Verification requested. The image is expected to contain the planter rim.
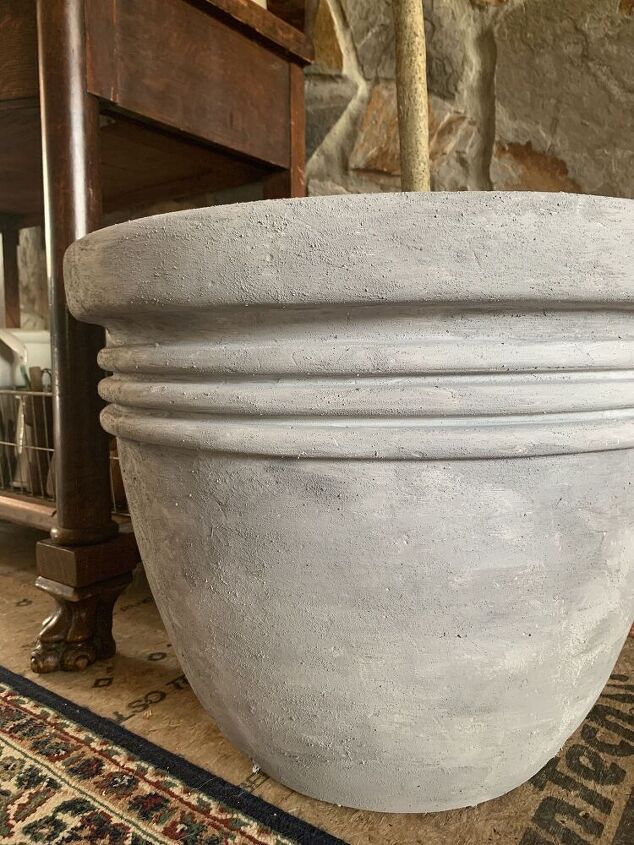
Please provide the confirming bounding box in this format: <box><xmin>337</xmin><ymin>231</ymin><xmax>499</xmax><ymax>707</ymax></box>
<box><xmin>66</xmin><ymin>190</ymin><xmax>634</xmax><ymax>460</ymax></box>
<box><xmin>64</xmin><ymin>191</ymin><xmax>634</xmax><ymax>319</ymax></box>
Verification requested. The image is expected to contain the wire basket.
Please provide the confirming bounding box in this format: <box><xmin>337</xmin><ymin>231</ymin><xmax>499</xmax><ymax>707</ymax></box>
<box><xmin>0</xmin><ymin>388</ymin><xmax>54</xmax><ymax>500</ymax></box>
<box><xmin>0</xmin><ymin>386</ymin><xmax>128</xmax><ymax>516</ymax></box>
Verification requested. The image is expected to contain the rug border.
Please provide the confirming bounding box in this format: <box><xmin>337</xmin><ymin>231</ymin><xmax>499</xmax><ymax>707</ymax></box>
<box><xmin>0</xmin><ymin>664</ymin><xmax>345</xmax><ymax>845</ymax></box>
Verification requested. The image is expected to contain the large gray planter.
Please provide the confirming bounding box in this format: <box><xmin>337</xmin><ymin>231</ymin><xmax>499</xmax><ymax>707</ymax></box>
<box><xmin>65</xmin><ymin>192</ymin><xmax>634</xmax><ymax>813</ymax></box>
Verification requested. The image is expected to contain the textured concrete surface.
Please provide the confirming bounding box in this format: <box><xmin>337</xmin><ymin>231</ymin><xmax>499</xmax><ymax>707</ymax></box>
<box><xmin>65</xmin><ymin>192</ymin><xmax>634</xmax><ymax>812</ymax></box>
<box><xmin>3</xmin><ymin>520</ymin><xmax>633</xmax><ymax>842</ymax></box>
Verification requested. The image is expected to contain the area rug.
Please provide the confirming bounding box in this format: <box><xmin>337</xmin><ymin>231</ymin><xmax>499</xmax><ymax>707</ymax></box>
<box><xmin>0</xmin><ymin>666</ymin><xmax>342</xmax><ymax>845</ymax></box>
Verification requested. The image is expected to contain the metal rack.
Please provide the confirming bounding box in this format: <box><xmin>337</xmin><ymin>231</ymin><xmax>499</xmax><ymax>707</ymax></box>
<box><xmin>0</xmin><ymin>387</ymin><xmax>53</xmax><ymax>500</ymax></box>
<box><xmin>0</xmin><ymin>385</ymin><xmax>129</xmax><ymax>518</ymax></box>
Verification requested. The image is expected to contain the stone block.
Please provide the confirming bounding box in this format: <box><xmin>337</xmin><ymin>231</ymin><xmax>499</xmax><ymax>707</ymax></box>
<box><xmin>492</xmin><ymin>141</ymin><xmax>581</xmax><ymax>193</ymax></box>
<box><xmin>308</xmin><ymin>0</ymin><xmax>343</xmax><ymax>75</ymax></box>
<box><xmin>349</xmin><ymin>81</ymin><xmax>477</xmax><ymax>191</ymax></box>
<box><xmin>306</xmin><ymin>75</ymin><xmax>357</xmax><ymax>159</ymax></box>
<box><xmin>349</xmin><ymin>81</ymin><xmax>399</xmax><ymax>176</ymax></box>
<box><xmin>493</xmin><ymin>0</ymin><xmax>634</xmax><ymax>196</ymax></box>
<box><xmin>339</xmin><ymin>0</ymin><xmax>468</xmax><ymax>101</ymax></box>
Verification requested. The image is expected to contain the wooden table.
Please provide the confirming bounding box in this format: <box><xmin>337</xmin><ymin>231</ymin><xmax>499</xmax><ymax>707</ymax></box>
<box><xmin>0</xmin><ymin>0</ymin><xmax>311</xmax><ymax>672</ymax></box>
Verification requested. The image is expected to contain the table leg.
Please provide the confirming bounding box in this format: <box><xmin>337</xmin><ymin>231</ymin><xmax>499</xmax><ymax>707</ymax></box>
<box><xmin>32</xmin><ymin>0</ymin><xmax>136</xmax><ymax>673</ymax></box>
<box><xmin>264</xmin><ymin>64</ymin><xmax>306</xmax><ymax>198</ymax></box>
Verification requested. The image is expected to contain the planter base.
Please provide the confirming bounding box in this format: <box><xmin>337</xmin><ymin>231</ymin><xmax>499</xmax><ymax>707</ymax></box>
<box><xmin>119</xmin><ymin>443</ymin><xmax>633</xmax><ymax>812</ymax></box>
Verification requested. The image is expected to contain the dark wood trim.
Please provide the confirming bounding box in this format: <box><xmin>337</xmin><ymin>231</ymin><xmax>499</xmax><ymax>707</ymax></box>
<box><xmin>36</xmin><ymin>532</ymin><xmax>138</xmax><ymax>588</ymax></box>
<box><xmin>4</xmin><ymin>211</ymin><xmax>42</xmax><ymax>230</ymax></box>
<box><xmin>0</xmin><ymin>0</ymin><xmax>39</xmax><ymax>101</ymax></box>
<box><xmin>83</xmin><ymin>0</ymin><xmax>116</xmax><ymax>103</ymax></box>
<box><xmin>289</xmin><ymin>61</ymin><xmax>306</xmax><ymax>197</ymax></box>
<box><xmin>36</xmin><ymin>0</ymin><xmax>116</xmax><ymax>546</ymax></box>
<box><xmin>0</xmin><ymin>493</ymin><xmax>55</xmax><ymax>532</ymax></box>
<box><xmin>0</xmin><ymin>96</ymin><xmax>40</xmax><ymax>112</ymax></box>
<box><xmin>85</xmin><ymin>0</ymin><xmax>292</xmax><ymax>169</ymax></box>
<box><xmin>263</xmin><ymin>62</ymin><xmax>306</xmax><ymax>199</ymax></box>
<box><xmin>191</xmin><ymin>0</ymin><xmax>313</xmax><ymax>63</ymax></box>
<box><xmin>1</xmin><ymin>224</ymin><xmax>20</xmax><ymax>327</ymax></box>
<box><xmin>268</xmin><ymin>0</ymin><xmax>306</xmax><ymax>33</ymax></box>
<box><xmin>103</xmin><ymin>167</ymin><xmax>264</xmax><ymax>216</ymax></box>
<box><xmin>98</xmin><ymin>108</ymin><xmax>269</xmax><ymax>213</ymax></box>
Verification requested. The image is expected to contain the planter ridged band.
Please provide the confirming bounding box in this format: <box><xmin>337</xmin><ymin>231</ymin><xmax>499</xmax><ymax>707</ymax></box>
<box><xmin>65</xmin><ymin>192</ymin><xmax>634</xmax><ymax>813</ymax></box>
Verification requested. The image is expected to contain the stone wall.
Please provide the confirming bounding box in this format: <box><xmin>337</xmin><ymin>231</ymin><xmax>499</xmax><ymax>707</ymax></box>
<box><xmin>305</xmin><ymin>0</ymin><xmax>634</xmax><ymax>197</ymax></box>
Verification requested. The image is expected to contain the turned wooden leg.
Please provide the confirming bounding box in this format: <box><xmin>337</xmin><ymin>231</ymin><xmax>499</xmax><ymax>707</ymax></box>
<box><xmin>31</xmin><ymin>573</ymin><xmax>132</xmax><ymax>673</ymax></box>
<box><xmin>33</xmin><ymin>0</ymin><xmax>136</xmax><ymax>672</ymax></box>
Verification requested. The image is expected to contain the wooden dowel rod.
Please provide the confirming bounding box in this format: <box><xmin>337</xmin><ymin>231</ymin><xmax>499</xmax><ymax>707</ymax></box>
<box><xmin>392</xmin><ymin>0</ymin><xmax>430</xmax><ymax>191</ymax></box>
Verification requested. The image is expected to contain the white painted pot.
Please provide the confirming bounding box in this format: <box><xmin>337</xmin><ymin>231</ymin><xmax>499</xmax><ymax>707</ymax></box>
<box><xmin>65</xmin><ymin>193</ymin><xmax>634</xmax><ymax>813</ymax></box>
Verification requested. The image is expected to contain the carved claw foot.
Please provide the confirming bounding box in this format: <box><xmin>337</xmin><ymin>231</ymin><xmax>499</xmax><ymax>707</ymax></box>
<box><xmin>31</xmin><ymin>573</ymin><xmax>131</xmax><ymax>673</ymax></box>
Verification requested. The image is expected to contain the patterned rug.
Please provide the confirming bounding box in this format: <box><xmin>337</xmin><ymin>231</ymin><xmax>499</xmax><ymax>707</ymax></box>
<box><xmin>0</xmin><ymin>666</ymin><xmax>341</xmax><ymax>845</ymax></box>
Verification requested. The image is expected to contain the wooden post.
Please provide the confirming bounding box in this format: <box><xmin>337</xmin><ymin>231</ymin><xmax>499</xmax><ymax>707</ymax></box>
<box><xmin>263</xmin><ymin>63</ymin><xmax>306</xmax><ymax>198</ymax></box>
<box><xmin>392</xmin><ymin>0</ymin><xmax>430</xmax><ymax>191</ymax></box>
<box><xmin>36</xmin><ymin>0</ymin><xmax>115</xmax><ymax>546</ymax></box>
<box><xmin>32</xmin><ymin>0</ymin><xmax>137</xmax><ymax>674</ymax></box>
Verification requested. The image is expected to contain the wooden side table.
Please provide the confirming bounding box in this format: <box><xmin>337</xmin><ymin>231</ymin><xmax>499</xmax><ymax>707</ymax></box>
<box><xmin>0</xmin><ymin>0</ymin><xmax>311</xmax><ymax>672</ymax></box>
